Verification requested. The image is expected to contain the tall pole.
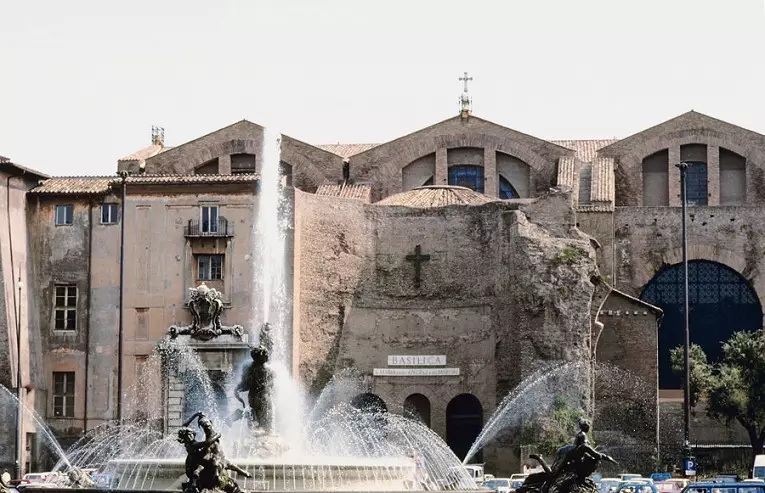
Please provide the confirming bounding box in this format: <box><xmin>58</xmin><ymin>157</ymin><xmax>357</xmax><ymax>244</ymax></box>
<box><xmin>676</xmin><ymin>161</ymin><xmax>693</xmax><ymax>473</ymax></box>
<box><xmin>14</xmin><ymin>273</ymin><xmax>23</xmax><ymax>478</ymax></box>
<box><xmin>117</xmin><ymin>171</ymin><xmax>128</xmax><ymax>422</ymax></box>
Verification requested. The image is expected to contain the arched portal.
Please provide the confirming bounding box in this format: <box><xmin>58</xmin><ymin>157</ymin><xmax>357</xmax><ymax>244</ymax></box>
<box><xmin>403</xmin><ymin>393</ymin><xmax>431</xmax><ymax>427</ymax></box>
<box><xmin>351</xmin><ymin>392</ymin><xmax>387</xmax><ymax>413</ymax></box>
<box><xmin>446</xmin><ymin>394</ymin><xmax>483</xmax><ymax>462</ymax></box>
<box><xmin>640</xmin><ymin>260</ymin><xmax>763</xmax><ymax>388</ymax></box>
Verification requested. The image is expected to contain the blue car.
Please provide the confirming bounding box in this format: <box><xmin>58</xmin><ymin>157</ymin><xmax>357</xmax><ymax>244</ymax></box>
<box><xmin>682</xmin><ymin>482</ymin><xmax>765</xmax><ymax>493</ymax></box>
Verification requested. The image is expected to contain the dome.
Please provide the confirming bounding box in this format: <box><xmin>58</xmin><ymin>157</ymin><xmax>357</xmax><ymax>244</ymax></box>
<box><xmin>376</xmin><ymin>185</ymin><xmax>497</xmax><ymax>208</ymax></box>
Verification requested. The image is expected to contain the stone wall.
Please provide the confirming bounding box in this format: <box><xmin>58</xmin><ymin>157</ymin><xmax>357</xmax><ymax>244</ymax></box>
<box><xmin>294</xmin><ymin>189</ymin><xmax>604</xmax><ymax>474</ymax></box>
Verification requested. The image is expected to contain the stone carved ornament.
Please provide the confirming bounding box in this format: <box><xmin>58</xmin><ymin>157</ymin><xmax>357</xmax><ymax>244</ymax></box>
<box><xmin>168</xmin><ymin>283</ymin><xmax>244</xmax><ymax>341</ymax></box>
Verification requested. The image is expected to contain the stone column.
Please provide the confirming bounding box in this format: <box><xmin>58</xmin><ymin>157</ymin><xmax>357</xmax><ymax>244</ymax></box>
<box><xmin>435</xmin><ymin>147</ymin><xmax>448</xmax><ymax>185</ymax></box>
<box><xmin>669</xmin><ymin>146</ymin><xmax>681</xmax><ymax>206</ymax></box>
<box><xmin>219</xmin><ymin>155</ymin><xmax>232</xmax><ymax>174</ymax></box>
<box><xmin>707</xmin><ymin>145</ymin><xmax>720</xmax><ymax>206</ymax></box>
<box><xmin>483</xmin><ymin>148</ymin><xmax>497</xmax><ymax>197</ymax></box>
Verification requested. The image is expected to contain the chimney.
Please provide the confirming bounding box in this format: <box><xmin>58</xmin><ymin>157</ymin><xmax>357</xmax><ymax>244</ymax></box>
<box><xmin>151</xmin><ymin>126</ymin><xmax>165</xmax><ymax>146</ymax></box>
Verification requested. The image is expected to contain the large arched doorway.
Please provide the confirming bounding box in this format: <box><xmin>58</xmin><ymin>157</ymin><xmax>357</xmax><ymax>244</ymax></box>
<box><xmin>640</xmin><ymin>260</ymin><xmax>762</xmax><ymax>388</ymax></box>
<box><xmin>446</xmin><ymin>394</ymin><xmax>483</xmax><ymax>462</ymax></box>
<box><xmin>404</xmin><ymin>393</ymin><xmax>431</xmax><ymax>427</ymax></box>
<box><xmin>351</xmin><ymin>393</ymin><xmax>387</xmax><ymax>413</ymax></box>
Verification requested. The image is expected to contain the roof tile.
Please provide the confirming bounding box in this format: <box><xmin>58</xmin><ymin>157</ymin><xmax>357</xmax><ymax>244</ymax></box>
<box><xmin>376</xmin><ymin>185</ymin><xmax>497</xmax><ymax>208</ymax></box>
<box><xmin>316</xmin><ymin>182</ymin><xmax>371</xmax><ymax>202</ymax></box>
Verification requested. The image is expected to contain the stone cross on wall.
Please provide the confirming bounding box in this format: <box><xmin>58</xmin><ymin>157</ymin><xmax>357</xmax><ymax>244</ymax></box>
<box><xmin>405</xmin><ymin>244</ymin><xmax>431</xmax><ymax>289</ymax></box>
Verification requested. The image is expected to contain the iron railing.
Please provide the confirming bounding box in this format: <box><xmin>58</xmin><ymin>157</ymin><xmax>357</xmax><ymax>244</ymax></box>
<box><xmin>184</xmin><ymin>217</ymin><xmax>233</xmax><ymax>237</ymax></box>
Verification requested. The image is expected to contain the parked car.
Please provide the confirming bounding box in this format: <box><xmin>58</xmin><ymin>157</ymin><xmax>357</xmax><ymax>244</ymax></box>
<box><xmin>599</xmin><ymin>478</ymin><xmax>625</xmax><ymax>493</ymax></box>
<box><xmin>484</xmin><ymin>478</ymin><xmax>512</xmax><ymax>493</ymax></box>
<box><xmin>615</xmin><ymin>482</ymin><xmax>658</xmax><ymax>493</ymax></box>
<box><xmin>754</xmin><ymin>455</ymin><xmax>765</xmax><ymax>482</ymax></box>
<box><xmin>656</xmin><ymin>479</ymin><xmax>690</xmax><ymax>493</ymax></box>
<box><xmin>682</xmin><ymin>482</ymin><xmax>765</xmax><ymax>493</ymax></box>
<box><xmin>510</xmin><ymin>478</ymin><xmax>526</xmax><ymax>492</ymax></box>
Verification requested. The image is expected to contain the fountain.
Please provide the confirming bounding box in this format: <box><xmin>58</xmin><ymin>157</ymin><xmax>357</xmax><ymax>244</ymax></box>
<box><xmin>28</xmin><ymin>129</ymin><xmax>478</xmax><ymax>492</ymax></box>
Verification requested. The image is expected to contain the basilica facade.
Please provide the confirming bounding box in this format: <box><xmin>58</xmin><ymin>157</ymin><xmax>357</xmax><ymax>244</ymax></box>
<box><xmin>1</xmin><ymin>108</ymin><xmax>762</xmax><ymax>475</ymax></box>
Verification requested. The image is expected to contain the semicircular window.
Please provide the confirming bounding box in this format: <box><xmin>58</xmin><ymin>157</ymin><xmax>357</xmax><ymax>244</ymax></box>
<box><xmin>448</xmin><ymin>166</ymin><xmax>484</xmax><ymax>193</ymax></box>
<box><xmin>640</xmin><ymin>260</ymin><xmax>763</xmax><ymax>389</ymax></box>
<box><xmin>499</xmin><ymin>175</ymin><xmax>519</xmax><ymax>199</ymax></box>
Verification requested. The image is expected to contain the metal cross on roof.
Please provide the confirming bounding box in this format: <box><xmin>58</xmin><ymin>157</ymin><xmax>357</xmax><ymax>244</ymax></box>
<box><xmin>459</xmin><ymin>72</ymin><xmax>473</xmax><ymax>93</ymax></box>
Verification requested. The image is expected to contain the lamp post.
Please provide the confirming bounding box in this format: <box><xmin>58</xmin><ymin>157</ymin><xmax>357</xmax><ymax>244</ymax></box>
<box><xmin>675</xmin><ymin>161</ymin><xmax>695</xmax><ymax>477</ymax></box>
<box><xmin>14</xmin><ymin>274</ymin><xmax>23</xmax><ymax>478</ymax></box>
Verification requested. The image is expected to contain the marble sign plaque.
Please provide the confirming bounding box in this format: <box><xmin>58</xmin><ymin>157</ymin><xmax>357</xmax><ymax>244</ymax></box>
<box><xmin>373</xmin><ymin>367</ymin><xmax>459</xmax><ymax>376</ymax></box>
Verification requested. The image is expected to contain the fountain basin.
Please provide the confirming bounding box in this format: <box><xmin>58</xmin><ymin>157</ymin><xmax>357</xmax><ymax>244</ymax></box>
<box><xmin>106</xmin><ymin>457</ymin><xmax>419</xmax><ymax>491</ymax></box>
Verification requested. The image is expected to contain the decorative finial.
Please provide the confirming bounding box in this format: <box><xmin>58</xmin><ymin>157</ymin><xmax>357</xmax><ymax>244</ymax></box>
<box><xmin>458</xmin><ymin>72</ymin><xmax>473</xmax><ymax>119</ymax></box>
<box><xmin>151</xmin><ymin>126</ymin><xmax>165</xmax><ymax>146</ymax></box>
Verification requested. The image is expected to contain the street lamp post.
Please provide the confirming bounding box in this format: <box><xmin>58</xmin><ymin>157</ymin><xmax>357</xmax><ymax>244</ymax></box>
<box><xmin>14</xmin><ymin>274</ymin><xmax>23</xmax><ymax>479</ymax></box>
<box><xmin>675</xmin><ymin>162</ymin><xmax>694</xmax><ymax>477</ymax></box>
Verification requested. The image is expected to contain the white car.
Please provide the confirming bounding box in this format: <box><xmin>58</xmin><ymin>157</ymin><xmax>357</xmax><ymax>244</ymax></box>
<box><xmin>484</xmin><ymin>478</ymin><xmax>512</xmax><ymax>493</ymax></box>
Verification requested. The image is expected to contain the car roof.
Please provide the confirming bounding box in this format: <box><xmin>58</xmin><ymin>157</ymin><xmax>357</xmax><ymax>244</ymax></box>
<box><xmin>687</xmin><ymin>483</ymin><xmax>764</xmax><ymax>487</ymax></box>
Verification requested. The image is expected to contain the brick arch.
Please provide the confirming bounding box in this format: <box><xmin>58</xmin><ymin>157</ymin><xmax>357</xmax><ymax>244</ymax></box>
<box><xmin>633</xmin><ymin>246</ymin><xmax>765</xmax><ymax>310</ymax></box>
<box><xmin>615</xmin><ymin>130</ymin><xmax>754</xmax><ymax>206</ymax></box>
<box><xmin>379</xmin><ymin>135</ymin><xmax>550</xmax><ymax>194</ymax></box>
<box><xmin>280</xmin><ymin>146</ymin><xmax>329</xmax><ymax>193</ymax></box>
<box><xmin>177</xmin><ymin>139</ymin><xmax>260</xmax><ymax>173</ymax></box>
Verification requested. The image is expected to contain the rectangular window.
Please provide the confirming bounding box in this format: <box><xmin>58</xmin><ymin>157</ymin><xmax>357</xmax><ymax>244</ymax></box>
<box><xmin>55</xmin><ymin>205</ymin><xmax>73</xmax><ymax>226</ymax></box>
<box><xmin>100</xmin><ymin>203</ymin><xmax>119</xmax><ymax>224</ymax></box>
<box><xmin>135</xmin><ymin>308</ymin><xmax>148</xmax><ymax>340</ymax></box>
<box><xmin>201</xmin><ymin>206</ymin><xmax>218</xmax><ymax>233</ymax></box>
<box><xmin>197</xmin><ymin>255</ymin><xmax>224</xmax><ymax>281</ymax></box>
<box><xmin>54</xmin><ymin>285</ymin><xmax>77</xmax><ymax>331</ymax></box>
<box><xmin>52</xmin><ymin>371</ymin><xmax>75</xmax><ymax>417</ymax></box>
<box><xmin>685</xmin><ymin>162</ymin><xmax>708</xmax><ymax>206</ymax></box>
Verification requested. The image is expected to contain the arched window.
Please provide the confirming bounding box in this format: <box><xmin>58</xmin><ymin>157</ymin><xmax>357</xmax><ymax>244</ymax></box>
<box><xmin>403</xmin><ymin>393</ymin><xmax>431</xmax><ymax>427</ymax></box>
<box><xmin>640</xmin><ymin>260</ymin><xmax>762</xmax><ymax>389</ymax></box>
<box><xmin>448</xmin><ymin>166</ymin><xmax>484</xmax><ymax>193</ymax></box>
<box><xmin>446</xmin><ymin>394</ymin><xmax>483</xmax><ymax>462</ymax></box>
<box><xmin>499</xmin><ymin>175</ymin><xmax>519</xmax><ymax>199</ymax></box>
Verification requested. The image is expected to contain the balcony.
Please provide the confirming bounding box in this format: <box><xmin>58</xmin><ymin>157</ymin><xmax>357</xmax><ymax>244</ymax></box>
<box><xmin>184</xmin><ymin>218</ymin><xmax>233</xmax><ymax>238</ymax></box>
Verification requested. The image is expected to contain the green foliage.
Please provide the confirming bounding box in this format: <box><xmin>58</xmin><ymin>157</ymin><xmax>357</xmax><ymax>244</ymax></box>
<box><xmin>671</xmin><ymin>331</ymin><xmax>765</xmax><ymax>462</ymax></box>
<box><xmin>519</xmin><ymin>398</ymin><xmax>590</xmax><ymax>457</ymax></box>
<box><xmin>670</xmin><ymin>343</ymin><xmax>712</xmax><ymax>409</ymax></box>
<box><xmin>554</xmin><ymin>246</ymin><xmax>587</xmax><ymax>266</ymax></box>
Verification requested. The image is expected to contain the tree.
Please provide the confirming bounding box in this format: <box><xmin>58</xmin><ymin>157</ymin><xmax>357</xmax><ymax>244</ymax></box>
<box><xmin>671</xmin><ymin>330</ymin><xmax>765</xmax><ymax>465</ymax></box>
<box><xmin>520</xmin><ymin>398</ymin><xmax>590</xmax><ymax>458</ymax></box>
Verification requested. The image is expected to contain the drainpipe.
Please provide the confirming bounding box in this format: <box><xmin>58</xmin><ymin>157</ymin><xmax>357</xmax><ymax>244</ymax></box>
<box><xmin>117</xmin><ymin>172</ymin><xmax>127</xmax><ymax>422</ymax></box>
<box><xmin>83</xmin><ymin>201</ymin><xmax>94</xmax><ymax>432</ymax></box>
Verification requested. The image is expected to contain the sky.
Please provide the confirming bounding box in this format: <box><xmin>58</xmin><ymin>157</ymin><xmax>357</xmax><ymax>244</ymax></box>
<box><xmin>1</xmin><ymin>0</ymin><xmax>764</xmax><ymax>176</ymax></box>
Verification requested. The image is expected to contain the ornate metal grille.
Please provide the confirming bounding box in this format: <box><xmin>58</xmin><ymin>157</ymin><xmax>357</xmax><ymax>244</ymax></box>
<box><xmin>640</xmin><ymin>260</ymin><xmax>762</xmax><ymax>389</ymax></box>
<box><xmin>448</xmin><ymin>166</ymin><xmax>484</xmax><ymax>193</ymax></box>
<box><xmin>685</xmin><ymin>162</ymin><xmax>708</xmax><ymax>206</ymax></box>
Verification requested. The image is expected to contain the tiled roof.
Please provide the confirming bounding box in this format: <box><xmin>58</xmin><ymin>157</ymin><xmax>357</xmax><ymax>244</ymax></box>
<box><xmin>126</xmin><ymin>174</ymin><xmax>258</xmax><ymax>185</ymax></box>
<box><xmin>557</xmin><ymin>156</ymin><xmax>578</xmax><ymax>191</ymax></box>
<box><xmin>376</xmin><ymin>185</ymin><xmax>497</xmax><ymax>208</ymax></box>
<box><xmin>30</xmin><ymin>177</ymin><xmax>116</xmax><ymax>195</ymax></box>
<box><xmin>591</xmin><ymin>157</ymin><xmax>615</xmax><ymax>203</ymax></box>
<box><xmin>316</xmin><ymin>182</ymin><xmax>371</xmax><ymax>202</ymax></box>
<box><xmin>551</xmin><ymin>140</ymin><xmax>617</xmax><ymax>162</ymax></box>
<box><xmin>118</xmin><ymin>144</ymin><xmax>171</xmax><ymax>162</ymax></box>
<box><xmin>316</xmin><ymin>144</ymin><xmax>380</xmax><ymax>159</ymax></box>
<box><xmin>31</xmin><ymin>173</ymin><xmax>259</xmax><ymax>195</ymax></box>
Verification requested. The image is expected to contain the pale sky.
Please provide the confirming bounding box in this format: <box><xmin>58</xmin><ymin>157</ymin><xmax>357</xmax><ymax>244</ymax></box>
<box><xmin>1</xmin><ymin>0</ymin><xmax>764</xmax><ymax>176</ymax></box>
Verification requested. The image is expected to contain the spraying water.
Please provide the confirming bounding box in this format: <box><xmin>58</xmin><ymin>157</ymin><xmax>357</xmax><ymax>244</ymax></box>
<box><xmin>255</xmin><ymin>128</ymin><xmax>305</xmax><ymax>451</ymax></box>
<box><xmin>462</xmin><ymin>361</ymin><xmax>589</xmax><ymax>464</ymax></box>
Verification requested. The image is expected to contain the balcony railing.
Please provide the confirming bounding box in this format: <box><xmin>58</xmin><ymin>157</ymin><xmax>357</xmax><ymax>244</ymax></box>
<box><xmin>184</xmin><ymin>218</ymin><xmax>233</xmax><ymax>237</ymax></box>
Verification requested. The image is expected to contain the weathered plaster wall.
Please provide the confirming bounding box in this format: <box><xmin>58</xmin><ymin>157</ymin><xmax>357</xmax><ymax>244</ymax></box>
<box><xmin>295</xmin><ymin>189</ymin><xmax>601</xmax><ymax>474</ymax></box>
